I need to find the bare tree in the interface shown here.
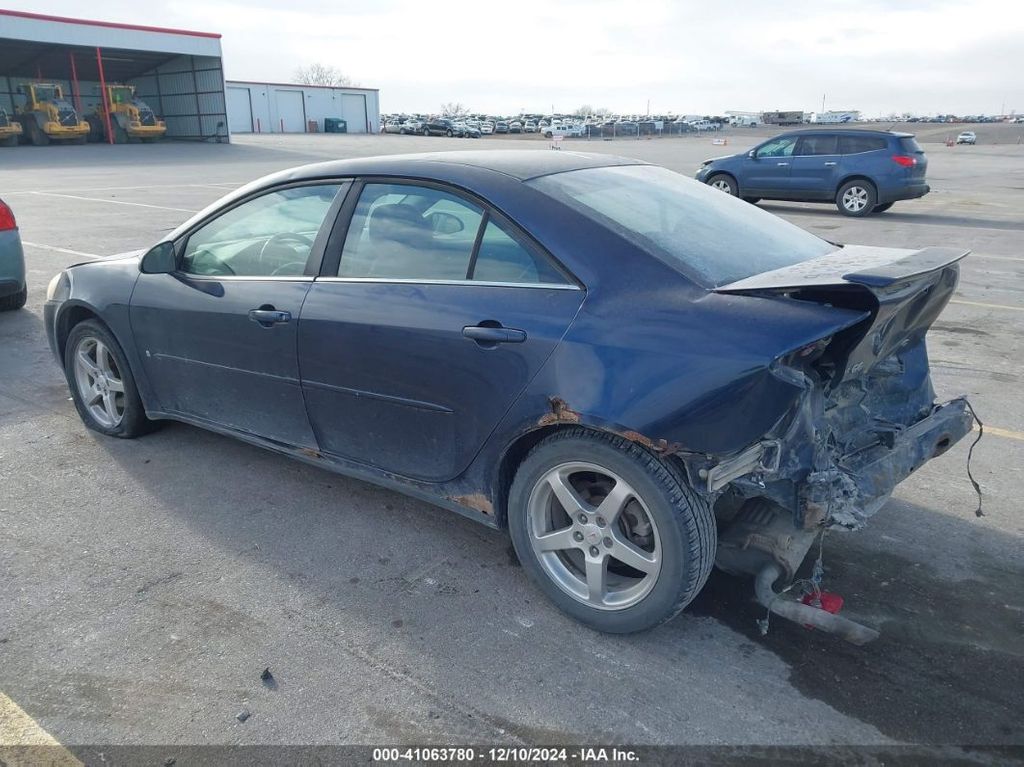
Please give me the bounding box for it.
[574,105,610,117]
[440,102,470,119]
[294,63,358,87]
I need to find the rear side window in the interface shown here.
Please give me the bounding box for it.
[795,135,838,155]
[338,182,568,285]
[838,135,887,154]
[530,165,834,287]
[899,137,923,153]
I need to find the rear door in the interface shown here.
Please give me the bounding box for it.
[743,136,797,196]
[298,179,584,481]
[789,134,840,199]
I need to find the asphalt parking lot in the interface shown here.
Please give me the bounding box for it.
[1,131,1022,752]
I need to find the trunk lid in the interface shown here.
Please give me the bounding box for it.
[715,245,968,383]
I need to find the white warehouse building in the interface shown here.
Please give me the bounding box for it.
[225,80,380,135]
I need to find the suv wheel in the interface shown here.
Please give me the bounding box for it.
[707,174,737,196]
[837,180,877,217]
[508,428,715,633]
[873,202,894,213]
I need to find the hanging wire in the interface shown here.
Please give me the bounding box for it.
[957,398,984,517]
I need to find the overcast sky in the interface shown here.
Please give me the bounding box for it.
[13,0,1024,116]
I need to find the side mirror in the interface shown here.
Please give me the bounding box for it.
[140,242,176,274]
[747,150,757,159]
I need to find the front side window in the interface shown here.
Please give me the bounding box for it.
[338,182,568,285]
[181,184,342,277]
[755,138,796,158]
[530,164,835,287]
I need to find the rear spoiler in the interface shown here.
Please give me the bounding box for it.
[715,246,970,293]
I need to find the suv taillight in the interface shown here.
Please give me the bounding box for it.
[0,201,16,231]
[892,155,917,168]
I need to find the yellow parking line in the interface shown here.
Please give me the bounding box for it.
[950,299,1024,312]
[979,424,1024,441]
[0,690,81,765]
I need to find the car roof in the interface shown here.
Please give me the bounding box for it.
[774,129,914,138]
[282,150,648,182]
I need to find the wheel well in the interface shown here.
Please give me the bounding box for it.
[495,423,599,527]
[494,423,694,528]
[836,175,877,197]
[56,304,102,365]
[707,171,737,188]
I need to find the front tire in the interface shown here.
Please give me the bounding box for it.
[64,319,156,438]
[836,180,877,217]
[508,428,715,633]
[707,173,737,196]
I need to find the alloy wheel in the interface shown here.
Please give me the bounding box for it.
[842,186,869,212]
[72,336,125,428]
[527,462,662,610]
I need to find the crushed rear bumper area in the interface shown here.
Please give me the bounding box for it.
[804,398,973,529]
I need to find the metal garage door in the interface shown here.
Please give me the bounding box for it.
[226,87,253,133]
[274,89,305,133]
[340,94,367,133]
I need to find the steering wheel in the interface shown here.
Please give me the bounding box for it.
[258,232,314,265]
[271,262,308,276]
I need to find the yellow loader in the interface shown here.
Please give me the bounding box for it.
[0,107,23,146]
[15,83,90,145]
[88,85,166,143]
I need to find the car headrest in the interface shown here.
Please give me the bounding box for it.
[368,203,432,248]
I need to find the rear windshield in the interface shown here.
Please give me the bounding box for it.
[899,137,923,153]
[528,165,835,287]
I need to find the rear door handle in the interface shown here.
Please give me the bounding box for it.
[776,161,789,166]
[248,307,291,327]
[823,161,837,166]
[462,324,527,345]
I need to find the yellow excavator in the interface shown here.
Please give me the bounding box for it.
[87,84,166,143]
[0,107,23,146]
[15,83,90,145]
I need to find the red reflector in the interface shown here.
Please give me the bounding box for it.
[801,591,844,629]
[0,201,16,231]
[892,155,916,168]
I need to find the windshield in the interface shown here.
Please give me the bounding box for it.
[529,164,835,287]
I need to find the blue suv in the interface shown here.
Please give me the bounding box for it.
[695,129,929,217]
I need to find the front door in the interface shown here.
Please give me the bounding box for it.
[743,136,797,196]
[298,180,584,481]
[130,182,346,446]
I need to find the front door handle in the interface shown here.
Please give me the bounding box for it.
[462,324,527,346]
[823,161,837,167]
[248,307,291,327]
[776,161,790,166]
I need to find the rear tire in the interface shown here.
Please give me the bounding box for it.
[873,202,894,213]
[836,180,877,217]
[742,197,760,204]
[64,319,157,439]
[0,286,26,311]
[707,173,737,196]
[508,428,716,633]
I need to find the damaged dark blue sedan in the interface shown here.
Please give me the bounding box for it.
[44,151,973,638]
